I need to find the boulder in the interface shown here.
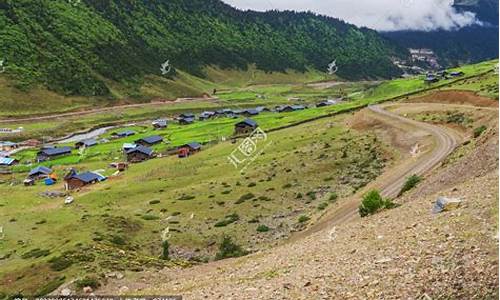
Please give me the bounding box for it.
[433,197,462,213]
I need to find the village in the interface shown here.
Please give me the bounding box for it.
[0,100,344,193]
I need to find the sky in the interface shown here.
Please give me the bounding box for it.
[222,0,481,31]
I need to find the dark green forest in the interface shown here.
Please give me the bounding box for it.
[0,0,406,97]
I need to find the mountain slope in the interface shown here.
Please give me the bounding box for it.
[0,0,405,98]
[383,0,499,66]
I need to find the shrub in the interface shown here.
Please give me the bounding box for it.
[329,192,338,202]
[359,190,384,217]
[317,202,329,210]
[306,191,317,200]
[161,240,169,260]
[142,214,159,221]
[35,276,65,296]
[247,182,256,187]
[358,190,397,217]
[398,174,422,196]
[236,193,255,203]
[21,248,51,259]
[473,125,487,138]
[75,276,100,289]
[214,213,240,227]
[282,183,292,189]
[256,225,270,232]
[48,256,73,271]
[298,215,310,223]
[109,235,126,245]
[177,194,195,200]
[215,236,248,260]
[149,200,161,205]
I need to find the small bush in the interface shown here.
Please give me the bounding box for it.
[298,215,310,223]
[21,248,51,259]
[247,182,256,187]
[329,192,338,202]
[149,200,161,205]
[358,190,397,217]
[215,236,248,260]
[473,125,487,138]
[359,190,384,217]
[109,235,126,245]
[75,276,100,289]
[142,214,159,221]
[48,256,73,271]
[214,213,240,227]
[398,174,422,196]
[35,276,65,296]
[256,225,270,232]
[306,191,317,200]
[177,194,195,200]
[282,183,292,189]
[317,202,329,210]
[161,240,170,260]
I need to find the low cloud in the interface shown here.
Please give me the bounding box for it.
[223,0,482,31]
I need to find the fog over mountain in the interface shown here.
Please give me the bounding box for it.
[223,0,482,31]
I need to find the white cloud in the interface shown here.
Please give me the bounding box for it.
[222,0,482,31]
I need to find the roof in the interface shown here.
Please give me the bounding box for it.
[116,130,136,137]
[244,109,259,115]
[72,172,105,183]
[136,135,163,144]
[181,142,202,150]
[179,117,195,123]
[236,119,258,128]
[180,113,195,118]
[76,139,97,147]
[123,143,137,149]
[0,157,16,165]
[0,141,17,147]
[126,145,153,156]
[29,166,53,176]
[39,146,72,156]
[152,119,168,126]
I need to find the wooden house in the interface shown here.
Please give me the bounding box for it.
[178,142,202,158]
[126,145,154,162]
[135,135,163,147]
[234,119,258,135]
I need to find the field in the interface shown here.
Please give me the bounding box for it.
[0,59,497,296]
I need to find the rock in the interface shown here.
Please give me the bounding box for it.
[65,196,74,204]
[119,286,129,293]
[433,197,462,214]
[61,288,72,296]
[83,286,93,294]
[106,271,124,279]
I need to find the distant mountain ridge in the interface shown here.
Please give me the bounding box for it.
[383,0,498,67]
[0,0,406,97]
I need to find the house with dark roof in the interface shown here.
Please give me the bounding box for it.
[64,170,106,190]
[152,119,168,129]
[75,139,98,149]
[178,142,202,158]
[276,105,305,113]
[135,135,163,146]
[126,145,154,162]
[241,109,260,117]
[179,113,195,119]
[179,117,195,125]
[37,146,72,162]
[424,75,439,83]
[28,166,53,179]
[235,119,258,135]
[0,157,18,166]
[199,111,216,120]
[450,71,464,77]
[112,130,136,138]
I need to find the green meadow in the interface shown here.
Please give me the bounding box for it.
[0,59,497,296]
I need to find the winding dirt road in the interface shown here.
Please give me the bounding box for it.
[291,103,462,237]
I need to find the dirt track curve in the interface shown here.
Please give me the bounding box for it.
[292,103,462,237]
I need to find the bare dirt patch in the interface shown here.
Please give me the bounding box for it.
[406,90,498,107]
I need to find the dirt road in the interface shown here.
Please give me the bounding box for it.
[289,103,463,239]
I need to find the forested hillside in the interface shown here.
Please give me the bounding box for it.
[0,0,405,97]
